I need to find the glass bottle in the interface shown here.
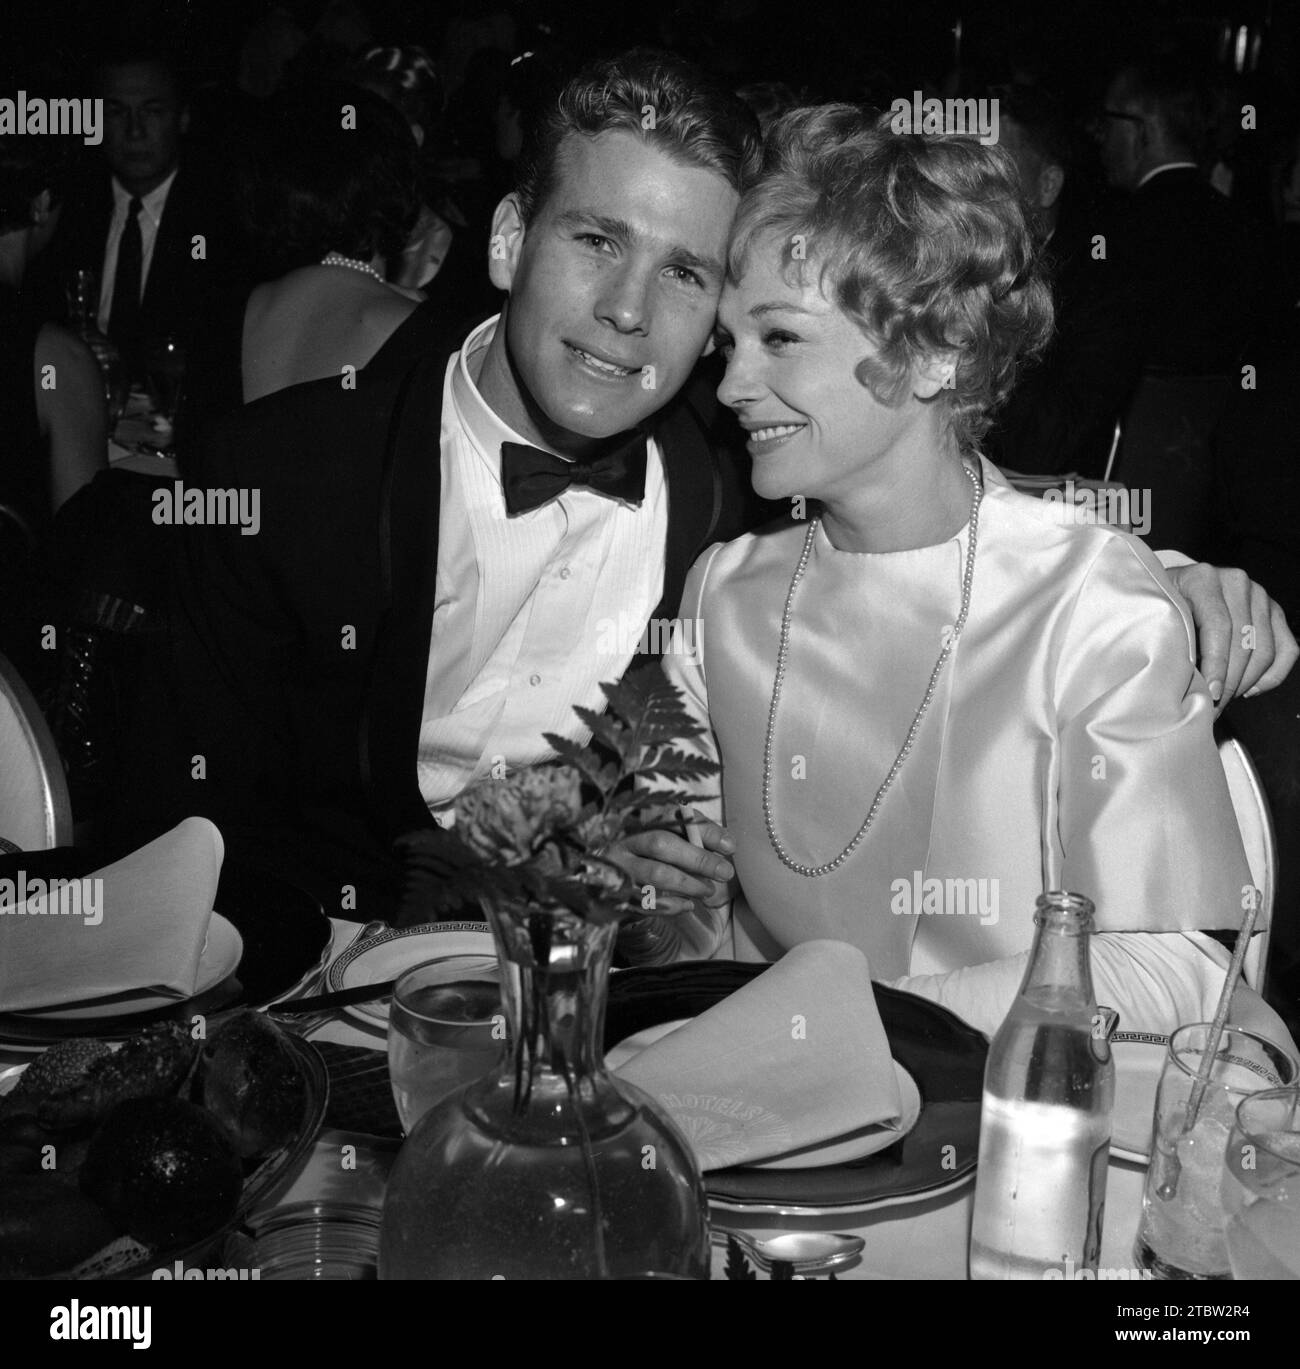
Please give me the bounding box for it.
[64,268,129,424]
[378,897,710,1280]
[969,891,1115,1279]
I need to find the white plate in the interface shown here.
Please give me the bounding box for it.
[326,921,497,1027]
[1110,1031,1168,1163]
[8,913,244,1023]
[606,1018,923,1170]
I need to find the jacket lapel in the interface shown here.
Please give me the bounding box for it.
[360,325,470,842]
[648,387,722,623]
[140,168,188,317]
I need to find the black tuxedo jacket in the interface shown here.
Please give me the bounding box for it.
[116,321,752,917]
[36,161,242,355]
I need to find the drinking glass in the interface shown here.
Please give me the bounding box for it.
[1134,1024,1297,1279]
[1221,1086,1300,1279]
[144,333,186,430]
[387,955,503,1134]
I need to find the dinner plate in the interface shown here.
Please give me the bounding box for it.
[603,963,988,1216]
[606,1017,924,1170]
[9,914,244,1022]
[0,865,331,1050]
[0,1032,329,1279]
[326,920,496,1027]
[1110,1030,1167,1163]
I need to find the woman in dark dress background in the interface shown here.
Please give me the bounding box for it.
[0,133,107,689]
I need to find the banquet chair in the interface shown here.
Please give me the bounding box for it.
[0,647,72,851]
[1218,736,1275,992]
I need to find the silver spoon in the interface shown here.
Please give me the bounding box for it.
[713,1229,865,1274]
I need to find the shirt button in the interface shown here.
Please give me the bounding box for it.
[559,565,572,580]
[529,673,542,686]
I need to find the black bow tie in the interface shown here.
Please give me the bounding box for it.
[500,436,647,516]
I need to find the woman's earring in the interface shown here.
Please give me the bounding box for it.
[942,372,956,390]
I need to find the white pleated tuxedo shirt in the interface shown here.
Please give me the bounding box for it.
[416,315,669,814]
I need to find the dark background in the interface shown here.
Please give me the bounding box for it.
[4,0,1298,109]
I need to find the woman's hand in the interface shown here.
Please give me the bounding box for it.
[1167,562,1299,710]
[607,812,737,916]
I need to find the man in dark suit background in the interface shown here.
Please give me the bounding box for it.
[1096,57,1272,376]
[35,45,238,376]
[985,85,1145,478]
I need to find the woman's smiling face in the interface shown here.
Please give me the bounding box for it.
[714,235,940,508]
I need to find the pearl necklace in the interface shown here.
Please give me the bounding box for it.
[762,462,983,877]
[320,252,385,282]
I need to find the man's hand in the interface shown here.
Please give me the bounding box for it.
[607,815,736,916]
[1168,563,1299,711]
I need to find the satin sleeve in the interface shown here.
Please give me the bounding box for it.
[1053,535,1251,933]
[629,543,731,963]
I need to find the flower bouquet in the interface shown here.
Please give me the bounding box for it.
[397,667,720,926]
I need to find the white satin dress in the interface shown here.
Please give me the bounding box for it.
[663,456,1290,1043]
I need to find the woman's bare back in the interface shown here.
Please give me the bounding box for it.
[241,265,421,402]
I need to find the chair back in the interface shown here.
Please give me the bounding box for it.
[1218,736,1274,991]
[0,649,72,851]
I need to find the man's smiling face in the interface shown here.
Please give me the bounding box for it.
[487,129,738,448]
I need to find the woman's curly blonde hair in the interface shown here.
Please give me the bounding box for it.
[728,104,1054,453]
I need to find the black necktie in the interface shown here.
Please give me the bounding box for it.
[108,197,143,347]
[500,435,648,516]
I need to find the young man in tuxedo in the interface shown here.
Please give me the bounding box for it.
[118,51,1295,926]
[117,51,759,922]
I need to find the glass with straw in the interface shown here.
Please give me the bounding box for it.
[1133,898,1298,1278]
[1221,1086,1300,1279]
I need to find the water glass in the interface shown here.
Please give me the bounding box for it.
[387,955,503,1134]
[144,333,186,427]
[1134,1023,1297,1279]
[1221,1086,1300,1279]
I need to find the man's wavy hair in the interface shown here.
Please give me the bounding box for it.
[514,48,762,224]
[728,105,1054,453]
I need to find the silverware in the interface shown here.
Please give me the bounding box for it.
[269,920,389,1036]
[269,978,397,1017]
[713,1228,865,1275]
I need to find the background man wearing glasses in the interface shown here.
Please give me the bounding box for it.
[1095,57,1272,376]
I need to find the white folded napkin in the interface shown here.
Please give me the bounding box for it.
[613,938,905,1170]
[0,817,224,1012]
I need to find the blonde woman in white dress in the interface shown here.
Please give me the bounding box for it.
[613,105,1295,1052]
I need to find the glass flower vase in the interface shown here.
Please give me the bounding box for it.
[377,896,710,1280]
